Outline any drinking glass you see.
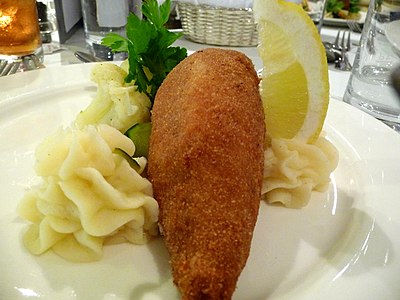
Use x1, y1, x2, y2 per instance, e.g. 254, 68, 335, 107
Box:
37, 0, 57, 44
80, 0, 142, 61
306, 0, 328, 32
343, 0, 400, 129
0, 0, 43, 62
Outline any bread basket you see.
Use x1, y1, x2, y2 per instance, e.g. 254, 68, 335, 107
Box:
175, 2, 258, 47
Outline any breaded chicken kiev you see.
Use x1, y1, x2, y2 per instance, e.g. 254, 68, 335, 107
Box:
148, 48, 265, 300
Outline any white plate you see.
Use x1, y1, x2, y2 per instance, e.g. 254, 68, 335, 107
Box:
386, 20, 400, 57
1, 64, 400, 300
323, 11, 367, 27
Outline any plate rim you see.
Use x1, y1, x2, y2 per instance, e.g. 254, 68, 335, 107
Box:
1, 64, 400, 299
323, 10, 367, 27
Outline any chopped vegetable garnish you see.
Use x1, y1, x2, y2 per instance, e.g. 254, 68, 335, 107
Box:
125, 122, 152, 158
101, 0, 187, 103
113, 148, 141, 172
326, 0, 360, 19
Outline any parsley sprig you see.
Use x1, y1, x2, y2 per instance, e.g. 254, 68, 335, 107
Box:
101, 0, 187, 103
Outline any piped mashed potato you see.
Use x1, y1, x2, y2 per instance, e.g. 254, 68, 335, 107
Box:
261, 136, 338, 208
18, 63, 158, 262
18, 124, 158, 262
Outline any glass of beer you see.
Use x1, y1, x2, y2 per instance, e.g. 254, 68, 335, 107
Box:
0, 0, 43, 61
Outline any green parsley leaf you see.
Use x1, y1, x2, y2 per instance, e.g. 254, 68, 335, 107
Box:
101, 33, 128, 52
326, 0, 344, 15
349, 0, 361, 13
101, 0, 187, 104
143, 0, 170, 29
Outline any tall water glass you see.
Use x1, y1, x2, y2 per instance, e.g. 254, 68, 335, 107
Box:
306, 0, 328, 32
0, 0, 43, 62
81, 0, 141, 61
343, 0, 400, 128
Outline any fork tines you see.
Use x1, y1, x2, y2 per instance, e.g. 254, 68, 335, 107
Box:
0, 60, 7, 75
334, 30, 351, 52
0, 60, 21, 77
0, 54, 45, 77
347, 20, 363, 33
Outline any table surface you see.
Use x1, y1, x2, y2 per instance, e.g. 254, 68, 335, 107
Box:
42, 26, 359, 102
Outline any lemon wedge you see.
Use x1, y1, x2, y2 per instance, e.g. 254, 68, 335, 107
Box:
254, 0, 329, 143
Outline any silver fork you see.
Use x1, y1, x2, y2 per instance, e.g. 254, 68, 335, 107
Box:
0, 60, 22, 77
333, 30, 351, 52
0, 54, 45, 77
332, 30, 352, 71
335, 48, 353, 71
24, 54, 46, 70
347, 20, 363, 33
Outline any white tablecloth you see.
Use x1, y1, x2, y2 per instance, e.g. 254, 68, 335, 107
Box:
42, 26, 357, 101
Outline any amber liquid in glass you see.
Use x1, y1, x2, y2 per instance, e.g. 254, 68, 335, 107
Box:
0, 0, 41, 56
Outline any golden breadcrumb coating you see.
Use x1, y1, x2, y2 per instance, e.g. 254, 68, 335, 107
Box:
148, 48, 265, 300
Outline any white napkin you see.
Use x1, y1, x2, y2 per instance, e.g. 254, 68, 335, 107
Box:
174, 0, 254, 9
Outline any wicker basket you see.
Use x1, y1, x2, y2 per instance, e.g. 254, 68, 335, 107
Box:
176, 2, 258, 47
